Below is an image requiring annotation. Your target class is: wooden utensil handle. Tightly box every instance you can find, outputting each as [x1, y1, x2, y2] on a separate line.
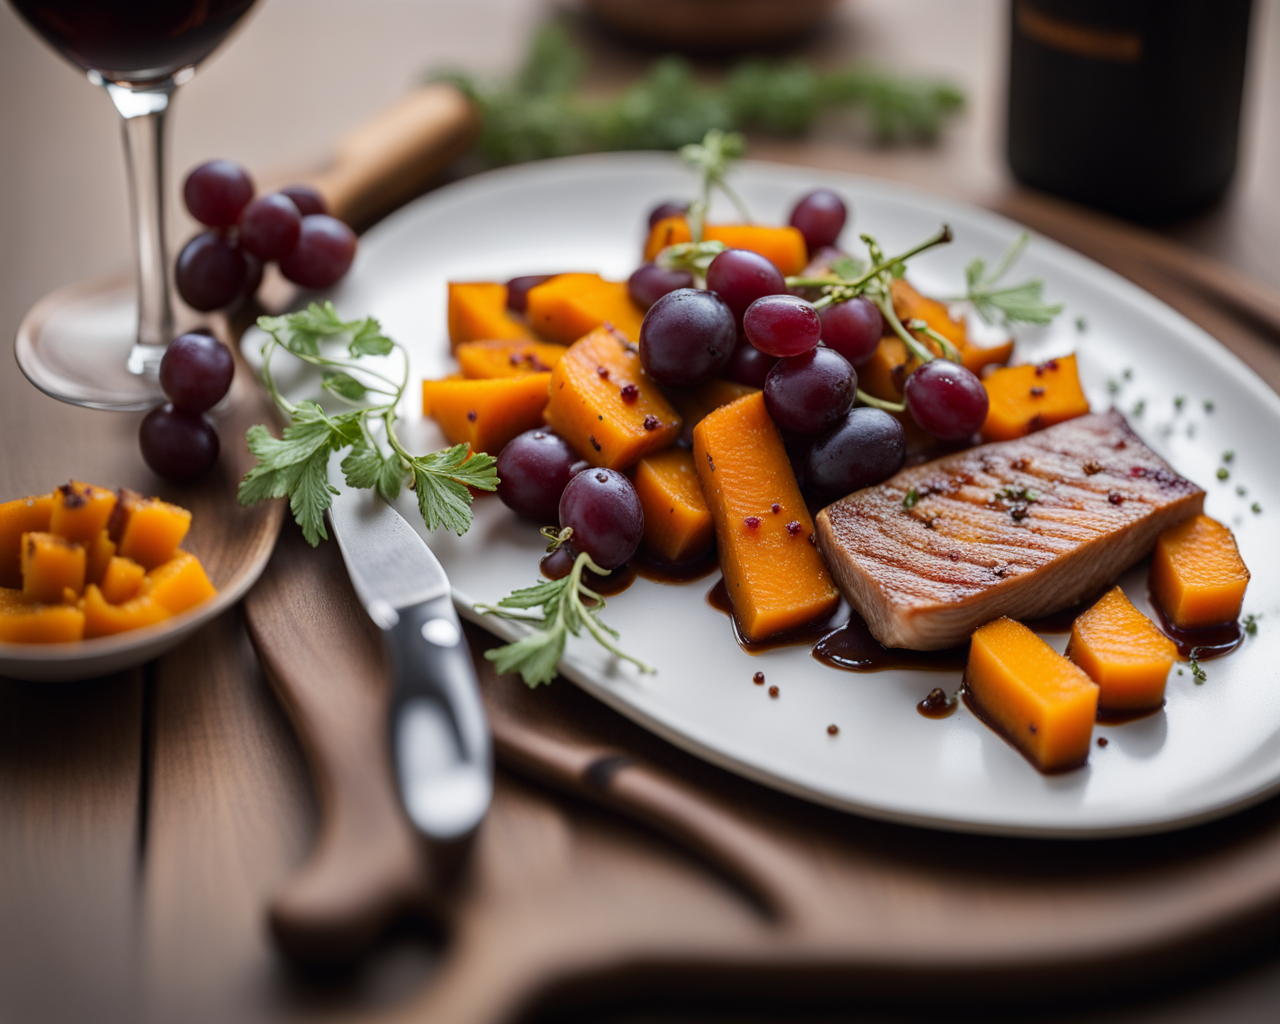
[305, 82, 479, 229]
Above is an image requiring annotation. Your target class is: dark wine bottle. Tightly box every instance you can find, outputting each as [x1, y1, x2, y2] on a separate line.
[1006, 0, 1253, 221]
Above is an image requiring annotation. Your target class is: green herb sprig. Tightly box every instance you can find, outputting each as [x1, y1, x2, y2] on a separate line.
[955, 233, 1064, 326]
[239, 302, 498, 545]
[478, 529, 653, 687]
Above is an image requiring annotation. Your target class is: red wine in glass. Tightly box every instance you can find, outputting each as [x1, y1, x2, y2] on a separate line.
[8, 0, 260, 410]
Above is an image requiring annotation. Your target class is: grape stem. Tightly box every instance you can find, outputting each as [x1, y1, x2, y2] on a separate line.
[906, 318, 962, 363]
[796, 224, 953, 311]
[679, 129, 750, 243]
[856, 389, 906, 412]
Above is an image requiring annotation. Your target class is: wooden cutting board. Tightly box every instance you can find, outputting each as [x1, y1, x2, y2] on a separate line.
[241, 191, 1280, 1024]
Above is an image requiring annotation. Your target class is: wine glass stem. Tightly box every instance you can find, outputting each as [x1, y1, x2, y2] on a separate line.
[106, 81, 176, 376]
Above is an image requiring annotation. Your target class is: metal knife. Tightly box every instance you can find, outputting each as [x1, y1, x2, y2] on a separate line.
[327, 482, 492, 843]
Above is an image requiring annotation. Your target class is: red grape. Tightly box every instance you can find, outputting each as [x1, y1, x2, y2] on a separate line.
[183, 160, 254, 228]
[789, 189, 847, 254]
[724, 339, 777, 388]
[278, 215, 357, 289]
[903, 359, 990, 441]
[743, 294, 821, 357]
[506, 275, 555, 314]
[647, 200, 688, 229]
[819, 296, 883, 367]
[558, 468, 643, 570]
[763, 347, 856, 436]
[806, 407, 906, 496]
[175, 231, 247, 311]
[628, 263, 694, 310]
[139, 404, 220, 483]
[496, 429, 581, 521]
[238, 193, 302, 261]
[638, 288, 736, 387]
[705, 249, 787, 325]
[160, 333, 234, 413]
[279, 184, 327, 218]
[242, 250, 264, 298]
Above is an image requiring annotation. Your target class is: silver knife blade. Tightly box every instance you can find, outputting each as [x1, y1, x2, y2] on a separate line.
[328, 483, 450, 625]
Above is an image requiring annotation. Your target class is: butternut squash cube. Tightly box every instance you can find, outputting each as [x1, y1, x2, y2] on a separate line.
[49, 481, 117, 545]
[981, 354, 1090, 442]
[100, 556, 146, 605]
[663, 379, 759, 446]
[642, 218, 809, 276]
[455, 338, 568, 379]
[21, 532, 85, 604]
[632, 449, 714, 564]
[144, 551, 217, 615]
[82, 585, 170, 638]
[1066, 587, 1176, 713]
[966, 617, 1099, 773]
[693, 392, 839, 640]
[0, 587, 85, 643]
[525, 274, 646, 345]
[0, 493, 53, 589]
[86, 530, 117, 587]
[542, 327, 682, 470]
[114, 493, 193, 571]
[422, 373, 552, 455]
[447, 282, 534, 349]
[1149, 514, 1250, 629]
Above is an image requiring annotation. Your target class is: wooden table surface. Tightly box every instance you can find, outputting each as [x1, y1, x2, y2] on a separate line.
[3, 1, 1280, 1020]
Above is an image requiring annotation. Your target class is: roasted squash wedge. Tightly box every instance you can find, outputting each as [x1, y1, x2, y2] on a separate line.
[642, 218, 809, 276]
[542, 326, 682, 470]
[100, 556, 146, 605]
[0, 588, 85, 643]
[49, 481, 117, 545]
[693, 392, 839, 640]
[1066, 587, 1176, 714]
[144, 551, 217, 615]
[21, 532, 86, 605]
[447, 282, 534, 349]
[632, 449, 714, 564]
[423, 373, 552, 455]
[455, 338, 569, 379]
[981, 354, 1090, 442]
[0, 493, 53, 589]
[1149, 514, 1250, 630]
[113, 491, 193, 571]
[82, 585, 169, 638]
[525, 274, 646, 345]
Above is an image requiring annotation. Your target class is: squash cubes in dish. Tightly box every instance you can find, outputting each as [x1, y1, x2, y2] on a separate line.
[0, 482, 215, 644]
[966, 617, 1099, 772]
[631, 449, 714, 565]
[1149, 514, 1250, 630]
[1066, 587, 1176, 714]
[980, 354, 1090, 442]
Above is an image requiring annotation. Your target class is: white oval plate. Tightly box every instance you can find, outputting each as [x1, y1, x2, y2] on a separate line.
[253, 153, 1280, 837]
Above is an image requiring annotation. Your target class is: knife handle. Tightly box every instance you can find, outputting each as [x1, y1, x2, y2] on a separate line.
[385, 596, 493, 844]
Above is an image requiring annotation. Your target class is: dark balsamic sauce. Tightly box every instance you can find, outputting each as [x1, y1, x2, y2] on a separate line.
[633, 548, 718, 585]
[1097, 702, 1165, 725]
[706, 578, 841, 654]
[917, 688, 959, 719]
[813, 615, 969, 673]
[1148, 599, 1243, 660]
[539, 551, 635, 595]
[1023, 590, 1110, 634]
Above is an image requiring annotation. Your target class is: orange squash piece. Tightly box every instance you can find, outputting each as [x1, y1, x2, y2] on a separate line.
[632, 449, 714, 564]
[0, 492, 53, 589]
[693, 392, 839, 640]
[525, 274, 646, 345]
[1066, 587, 1176, 714]
[455, 338, 569, 379]
[82, 585, 170, 638]
[981, 354, 1090, 442]
[49, 481, 117, 545]
[542, 327, 682, 470]
[144, 551, 217, 615]
[422, 373, 552, 455]
[86, 530, 117, 586]
[1149, 514, 1250, 630]
[100, 556, 147, 605]
[642, 218, 809, 276]
[0, 587, 85, 643]
[966, 617, 1099, 772]
[857, 335, 913, 402]
[21, 532, 86, 604]
[447, 282, 534, 349]
[114, 492, 194, 571]
[663, 379, 759, 441]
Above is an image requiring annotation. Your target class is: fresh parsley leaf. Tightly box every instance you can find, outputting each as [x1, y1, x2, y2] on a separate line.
[348, 319, 394, 358]
[410, 444, 498, 536]
[960, 234, 1063, 326]
[341, 435, 404, 503]
[903, 487, 920, 510]
[479, 549, 652, 687]
[828, 253, 866, 280]
[322, 371, 368, 400]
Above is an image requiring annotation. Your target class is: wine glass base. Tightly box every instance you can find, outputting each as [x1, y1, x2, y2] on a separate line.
[15, 275, 168, 411]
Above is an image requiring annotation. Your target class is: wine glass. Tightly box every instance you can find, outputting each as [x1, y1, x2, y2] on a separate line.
[8, 0, 260, 410]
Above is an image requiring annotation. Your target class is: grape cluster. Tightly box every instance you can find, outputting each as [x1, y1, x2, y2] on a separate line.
[139, 332, 234, 482]
[175, 160, 357, 312]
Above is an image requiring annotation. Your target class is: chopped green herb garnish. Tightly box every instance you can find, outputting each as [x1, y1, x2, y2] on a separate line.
[1122, 368, 1133, 381]
[1190, 652, 1207, 685]
[1243, 614, 1259, 636]
[1106, 379, 1121, 396]
[239, 302, 498, 545]
[478, 531, 653, 687]
[1174, 395, 1185, 411]
[998, 485, 1040, 503]
[1076, 316, 1087, 332]
[1204, 399, 1216, 413]
[1222, 450, 1235, 463]
[1131, 399, 1145, 416]
[903, 487, 920, 509]
[1253, 502, 1264, 513]
[1217, 468, 1230, 481]
[1237, 485, 1247, 496]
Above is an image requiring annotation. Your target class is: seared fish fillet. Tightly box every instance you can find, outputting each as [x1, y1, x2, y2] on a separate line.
[815, 411, 1204, 650]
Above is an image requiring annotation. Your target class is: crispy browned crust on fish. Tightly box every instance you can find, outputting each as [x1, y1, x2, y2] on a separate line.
[815, 411, 1204, 650]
